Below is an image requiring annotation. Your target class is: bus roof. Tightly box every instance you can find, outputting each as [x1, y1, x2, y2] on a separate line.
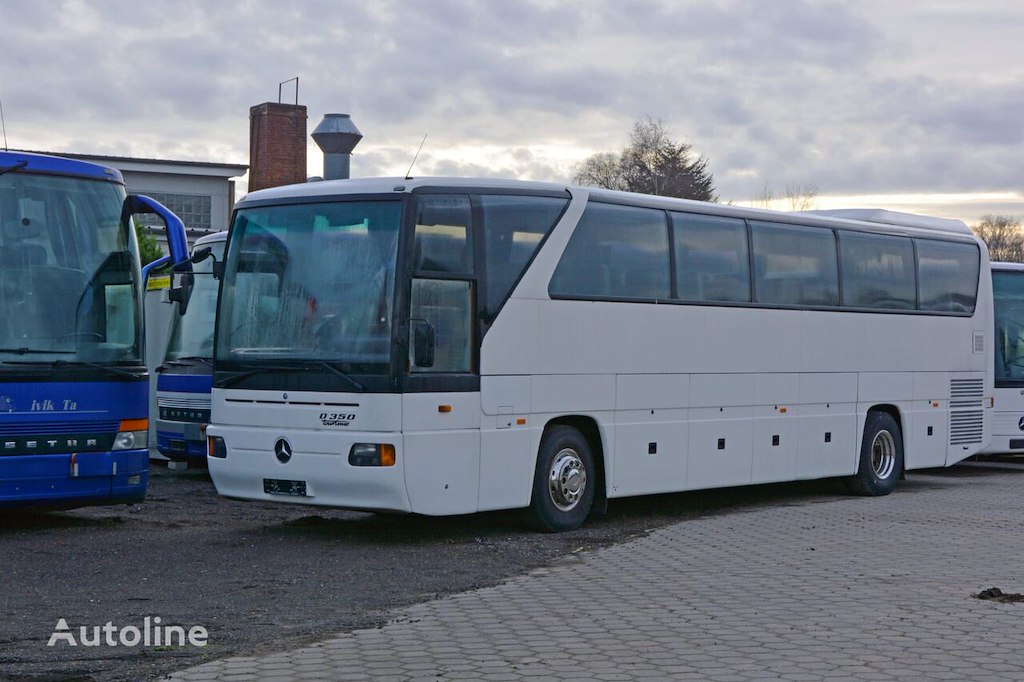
[237, 176, 975, 240]
[800, 209, 971, 235]
[992, 262, 1024, 272]
[193, 230, 229, 247]
[239, 176, 568, 203]
[0, 149, 125, 184]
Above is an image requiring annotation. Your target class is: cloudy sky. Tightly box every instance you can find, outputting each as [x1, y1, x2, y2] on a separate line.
[2, 0, 1021, 224]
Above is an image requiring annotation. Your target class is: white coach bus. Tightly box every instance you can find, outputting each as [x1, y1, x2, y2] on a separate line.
[982, 262, 1024, 454]
[206, 178, 992, 531]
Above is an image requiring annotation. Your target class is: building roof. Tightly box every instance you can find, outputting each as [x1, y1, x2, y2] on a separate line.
[16, 150, 247, 178]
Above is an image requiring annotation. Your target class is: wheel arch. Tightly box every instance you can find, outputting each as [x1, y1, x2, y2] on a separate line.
[542, 415, 608, 509]
[865, 403, 905, 446]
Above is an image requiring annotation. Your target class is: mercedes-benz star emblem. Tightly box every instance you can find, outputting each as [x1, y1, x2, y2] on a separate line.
[274, 438, 293, 463]
[1018, 416, 1024, 432]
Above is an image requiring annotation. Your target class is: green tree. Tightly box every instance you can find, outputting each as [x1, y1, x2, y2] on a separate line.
[575, 117, 717, 202]
[134, 221, 166, 267]
[973, 214, 1024, 263]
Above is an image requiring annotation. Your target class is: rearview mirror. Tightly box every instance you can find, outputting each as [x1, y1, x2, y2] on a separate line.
[412, 319, 435, 368]
[168, 272, 195, 315]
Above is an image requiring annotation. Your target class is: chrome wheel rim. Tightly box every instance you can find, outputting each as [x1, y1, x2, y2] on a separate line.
[548, 448, 587, 512]
[871, 430, 897, 480]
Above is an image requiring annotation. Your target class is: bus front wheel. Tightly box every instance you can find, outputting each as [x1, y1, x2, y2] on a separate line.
[530, 426, 595, 532]
[848, 411, 903, 496]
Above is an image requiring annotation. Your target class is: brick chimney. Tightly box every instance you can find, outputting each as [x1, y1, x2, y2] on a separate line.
[248, 102, 307, 192]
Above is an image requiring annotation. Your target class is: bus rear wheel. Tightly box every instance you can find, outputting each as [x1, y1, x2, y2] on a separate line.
[530, 426, 595, 532]
[848, 411, 903, 496]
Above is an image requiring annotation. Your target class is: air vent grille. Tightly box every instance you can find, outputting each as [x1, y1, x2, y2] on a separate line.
[950, 378, 984, 445]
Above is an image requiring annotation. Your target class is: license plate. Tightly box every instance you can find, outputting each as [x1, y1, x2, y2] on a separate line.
[263, 478, 307, 496]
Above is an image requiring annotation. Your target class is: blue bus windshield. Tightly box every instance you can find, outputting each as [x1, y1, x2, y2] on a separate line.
[0, 171, 141, 364]
[164, 238, 225, 361]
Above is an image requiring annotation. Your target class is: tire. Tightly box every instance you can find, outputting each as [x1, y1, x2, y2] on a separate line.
[530, 426, 596, 532]
[848, 411, 903, 496]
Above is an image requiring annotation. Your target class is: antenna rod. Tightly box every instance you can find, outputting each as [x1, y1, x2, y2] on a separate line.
[278, 77, 299, 105]
[0, 99, 8, 151]
[405, 134, 427, 180]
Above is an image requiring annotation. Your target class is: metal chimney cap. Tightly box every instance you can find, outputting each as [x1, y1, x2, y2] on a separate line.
[312, 113, 363, 154]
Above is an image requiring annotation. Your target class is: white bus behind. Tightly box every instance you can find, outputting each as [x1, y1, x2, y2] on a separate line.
[982, 262, 1024, 454]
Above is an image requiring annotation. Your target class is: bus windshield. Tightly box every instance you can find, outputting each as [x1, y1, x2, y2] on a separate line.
[215, 200, 401, 369]
[164, 239, 225, 362]
[994, 269, 1024, 384]
[0, 171, 140, 363]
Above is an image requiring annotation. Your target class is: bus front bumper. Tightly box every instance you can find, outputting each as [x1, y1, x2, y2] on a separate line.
[0, 449, 149, 510]
[206, 426, 410, 513]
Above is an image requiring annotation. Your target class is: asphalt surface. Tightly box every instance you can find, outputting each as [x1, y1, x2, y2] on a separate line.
[0, 456, 856, 679]
[0, 460, 1001, 682]
[168, 458, 1024, 682]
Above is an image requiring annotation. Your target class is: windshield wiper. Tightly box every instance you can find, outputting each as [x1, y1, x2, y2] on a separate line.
[217, 365, 300, 389]
[178, 356, 213, 366]
[161, 356, 213, 368]
[0, 160, 28, 176]
[217, 363, 364, 391]
[315, 361, 364, 391]
[0, 356, 140, 379]
[0, 347, 74, 356]
[52, 359, 141, 379]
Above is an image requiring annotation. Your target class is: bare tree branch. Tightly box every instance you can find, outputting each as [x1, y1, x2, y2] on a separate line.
[973, 214, 1024, 262]
[573, 117, 717, 202]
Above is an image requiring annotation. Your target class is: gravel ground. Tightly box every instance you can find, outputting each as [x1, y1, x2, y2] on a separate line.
[0, 459, 926, 682]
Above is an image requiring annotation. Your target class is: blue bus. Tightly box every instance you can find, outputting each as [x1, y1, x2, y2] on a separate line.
[0, 150, 189, 509]
[156, 230, 227, 463]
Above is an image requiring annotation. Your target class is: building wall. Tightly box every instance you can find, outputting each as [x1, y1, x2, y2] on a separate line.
[123, 170, 235, 234]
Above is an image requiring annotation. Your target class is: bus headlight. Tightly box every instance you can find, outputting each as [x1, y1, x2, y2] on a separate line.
[348, 443, 396, 467]
[112, 419, 148, 451]
[208, 436, 227, 459]
[113, 430, 148, 450]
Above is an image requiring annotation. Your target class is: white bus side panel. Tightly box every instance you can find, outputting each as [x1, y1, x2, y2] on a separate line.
[478, 376, 535, 512]
[904, 372, 950, 468]
[750, 374, 799, 483]
[795, 402, 858, 479]
[612, 409, 688, 497]
[479, 419, 537, 512]
[686, 405, 754, 489]
[478, 286, 989, 504]
[531, 374, 616, 413]
[752, 404, 798, 483]
[402, 392, 480, 516]
[611, 374, 690, 497]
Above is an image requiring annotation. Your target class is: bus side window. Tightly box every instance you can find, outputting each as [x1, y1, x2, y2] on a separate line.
[839, 232, 915, 310]
[479, 194, 567, 315]
[671, 212, 750, 303]
[410, 195, 476, 374]
[916, 239, 979, 313]
[750, 221, 839, 307]
[412, 196, 473, 274]
[549, 202, 669, 300]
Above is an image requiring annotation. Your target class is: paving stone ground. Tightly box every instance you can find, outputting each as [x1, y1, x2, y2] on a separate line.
[166, 461, 1024, 681]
